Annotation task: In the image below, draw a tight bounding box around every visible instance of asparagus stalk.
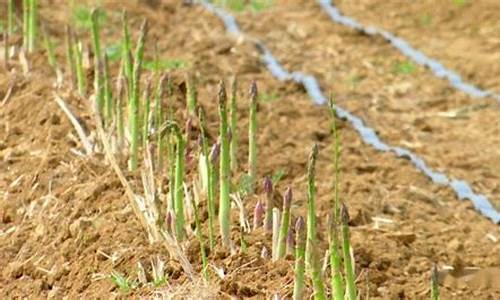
[305,144,319,269]
[42,27,57,73]
[103,53,113,124]
[271,208,281,261]
[116,71,125,150]
[121,11,133,94]
[191,197,208,281]
[128,19,148,171]
[90,8,103,113]
[329,215,344,300]
[74,41,86,96]
[431,264,440,300]
[341,203,357,300]
[154,74,167,169]
[328,98,345,299]
[142,79,152,149]
[277,187,292,259]
[198,107,216,250]
[293,217,306,300]
[218,81,231,248]
[172,123,186,240]
[263,176,273,233]
[252,200,264,230]
[28,0,37,52]
[248,81,258,192]
[7,0,14,36]
[65,26,76,89]
[310,238,327,300]
[229,76,238,172]
[329,98,341,218]
[23,0,29,50]
[186,73,197,116]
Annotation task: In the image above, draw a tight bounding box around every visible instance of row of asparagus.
[2,1,441,299]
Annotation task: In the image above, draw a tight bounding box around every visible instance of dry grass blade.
[54,94,94,155]
[91,99,194,279]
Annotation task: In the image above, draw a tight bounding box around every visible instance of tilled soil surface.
[0,1,499,299]
[335,0,500,94]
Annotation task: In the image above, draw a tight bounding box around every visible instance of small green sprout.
[110,271,136,293]
[393,61,416,75]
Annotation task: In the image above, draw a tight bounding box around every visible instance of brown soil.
[335,0,500,93]
[0,0,499,299]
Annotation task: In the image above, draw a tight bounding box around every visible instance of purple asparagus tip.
[218,80,227,106]
[210,142,220,163]
[295,216,305,233]
[263,176,273,194]
[340,202,350,225]
[253,201,264,230]
[283,187,292,210]
[249,80,258,101]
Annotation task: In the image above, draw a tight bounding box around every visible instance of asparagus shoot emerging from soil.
[263,176,273,233]
[23,0,29,50]
[310,239,327,300]
[341,203,357,300]
[191,197,208,281]
[154,74,166,169]
[8,0,14,36]
[171,123,186,240]
[253,200,264,230]
[218,81,231,248]
[129,19,148,171]
[431,264,440,300]
[142,79,152,148]
[277,187,292,259]
[293,217,306,300]
[103,53,113,124]
[65,26,77,89]
[116,73,125,149]
[229,76,238,172]
[42,27,58,74]
[186,73,197,116]
[329,214,344,300]
[121,11,133,94]
[248,81,258,192]
[74,41,86,96]
[198,107,216,249]
[329,98,341,218]
[271,207,281,261]
[90,8,104,113]
[305,144,319,269]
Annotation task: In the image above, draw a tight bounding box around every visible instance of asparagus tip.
[340,202,350,225]
[249,80,258,100]
[263,176,273,194]
[283,187,292,209]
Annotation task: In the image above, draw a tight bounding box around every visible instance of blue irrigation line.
[318,0,500,102]
[199,1,500,223]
